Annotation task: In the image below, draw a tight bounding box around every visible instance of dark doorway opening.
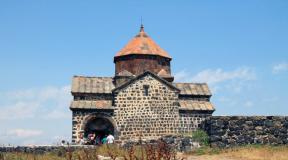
[84,117,114,145]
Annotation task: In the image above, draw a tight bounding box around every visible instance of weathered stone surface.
[0,146,91,154]
[114,74,180,141]
[122,135,200,152]
[179,112,211,134]
[204,116,288,148]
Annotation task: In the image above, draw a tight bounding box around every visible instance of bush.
[192,130,209,146]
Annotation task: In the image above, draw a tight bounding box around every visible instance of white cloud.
[174,67,256,94]
[194,67,256,84]
[272,62,288,74]
[6,129,43,138]
[175,67,256,84]
[0,102,39,120]
[0,85,71,120]
[6,86,70,104]
[0,85,72,145]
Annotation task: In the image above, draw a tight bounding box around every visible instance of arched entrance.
[81,114,116,144]
[85,117,114,136]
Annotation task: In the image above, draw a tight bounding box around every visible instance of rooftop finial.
[140,16,144,32]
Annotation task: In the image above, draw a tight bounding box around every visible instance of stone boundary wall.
[179,112,211,134]
[0,145,93,154]
[0,136,199,153]
[204,116,288,147]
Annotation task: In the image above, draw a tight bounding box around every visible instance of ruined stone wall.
[179,112,211,134]
[204,116,288,147]
[71,110,114,143]
[114,75,179,141]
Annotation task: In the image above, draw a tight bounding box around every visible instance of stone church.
[70,25,215,144]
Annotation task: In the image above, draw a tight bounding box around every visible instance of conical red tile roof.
[115,25,171,59]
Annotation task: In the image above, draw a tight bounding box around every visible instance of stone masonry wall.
[179,112,211,134]
[204,116,288,147]
[114,74,179,141]
[115,55,171,77]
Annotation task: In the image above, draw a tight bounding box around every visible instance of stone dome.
[114,25,171,59]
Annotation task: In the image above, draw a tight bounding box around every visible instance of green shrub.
[192,130,209,146]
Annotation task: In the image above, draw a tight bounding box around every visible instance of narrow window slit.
[143,85,149,96]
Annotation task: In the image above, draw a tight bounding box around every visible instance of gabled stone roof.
[179,100,215,111]
[71,75,211,96]
[71,76,114,94]
[173,83,212,97]
[71,73,214,111]
[112,71,180,93]
[115,25,171,59]
[70,100,113,110]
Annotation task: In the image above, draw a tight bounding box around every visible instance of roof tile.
[115,25,171,59]
[72,76,115,94]
[179,100,215,111]
[70,100,113,109]
[174,83,212,96]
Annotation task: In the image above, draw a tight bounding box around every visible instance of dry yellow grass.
[181,145,288,160]
[1,145,288,160]
[0,152,64,160]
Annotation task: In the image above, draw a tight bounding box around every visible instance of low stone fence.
[0,136,199,154]
[204,116,288,147]
[0,145,95,154]
[123,135,200,152]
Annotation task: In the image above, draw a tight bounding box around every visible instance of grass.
[183,145,288,160]
[0,140,177,160]
[191,130,209,146]
[1,145,288,160]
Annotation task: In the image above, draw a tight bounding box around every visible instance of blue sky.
[0,0,287,145]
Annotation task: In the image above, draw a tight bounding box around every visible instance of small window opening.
[143,85,149,96]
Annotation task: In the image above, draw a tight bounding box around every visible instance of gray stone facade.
[113,74,180,141]
[70,72,215,144]
[179,112,211,134]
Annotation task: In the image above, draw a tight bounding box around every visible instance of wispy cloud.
[0,85,72,145]
[272,62,288,74]
[0,85,71,120]
[175,67,256,84]
[192,67,256,84]
[0,102,39,120]
[174,67,256,93]
[6,129,43,138]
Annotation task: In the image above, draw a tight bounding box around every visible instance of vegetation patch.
[191,130,209,146]
[1,144,288,160]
